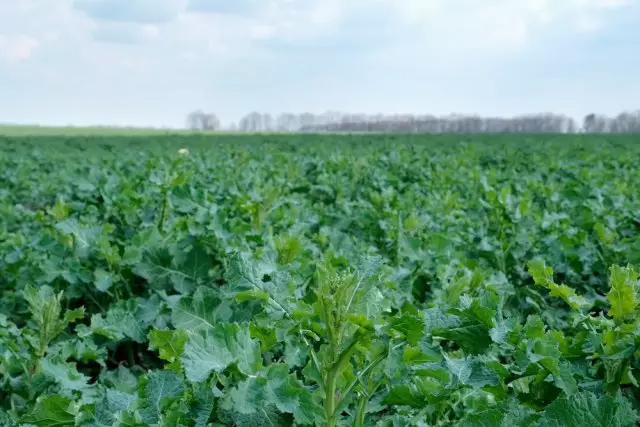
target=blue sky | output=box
[1,0,639,128]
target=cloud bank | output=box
[0,0,638,127]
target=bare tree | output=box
[187,109,640,134]
[583,113,610,133]
[186,110,221,131]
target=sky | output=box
[0,0,639,128]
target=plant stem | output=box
[158,186,169,232]
[354,395,368,427]
[324,370,338,427]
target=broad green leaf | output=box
[100,366,139,394]
[175,243,214,288]
[133,244,212,294]
[40,355,92,392]
[283,332,307,368]
[171,286,232,331]
[534,392,637,427]
[389,311,424,345]
[22,395,78,426]
[55,218,101,258]
[225,251,277,294]
[89,299,146,343]
[553,362,579,395]
[383,384,428,408]
[607,265,638,323]
[115,411,147,427]
[445,356,500,389]
[148,329,189,372]
[94,268,113,293]
[220,364,325,425]
[191,384,215,427]
[92,389,136,427]
[427,307,492,354]
[138,370,185,424]
[216,405,291,427]
[458,409,504,427]
[181,323,261,382]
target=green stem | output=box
[324,371,338,427]
[158,187,169,232]
[118,270,134,299]
[324,334,363,427]
[354,395,368,427]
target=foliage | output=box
[1,134,640,426]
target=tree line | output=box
[186,109,640,133]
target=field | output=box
[1,133,640,426]
[0,125,202,137]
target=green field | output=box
[1,133,640,426]
[0,124,201,136]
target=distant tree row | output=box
[186,110,640,133]
[186,110,221,131]
[583,112,640,133]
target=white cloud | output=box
[384,0,634,52]
[0,34,39,63]
[2,0,633,60]
[0,0,637,127]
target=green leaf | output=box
[171,286,233,331]
[93,389,136,427]
[191,384,215,427]
[528,259,586,310]
[445,356,500,389]
[235,288,270,303]
[458,409,504,427]
[220,364,325,425]
[528,259,554,288]
[55,218,101,258]
[547,283,586,310]
[177,243,213,283]
[427,308,492,355]
[181,323,261,382]
[100,366,139,394]
[283,332,307,368]
[22,395,78,426]
[89,299,146,343]
[23,285,83,356]
[40,355,92,392]
[216,405,291,427]
[115,411,147,427]
[607,265,638,323]
[133,244,212,294]
[389,311,424,345]
[225,252,277,294]
[49,198,71,220]
[148,329,189,371]
[94,268,113,293]
[534,392,637,427]
[383,384,428,408]
[138,370,185,424]
[553,362,579,395]
[595,223,617,245]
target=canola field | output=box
[1,133,640,426]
